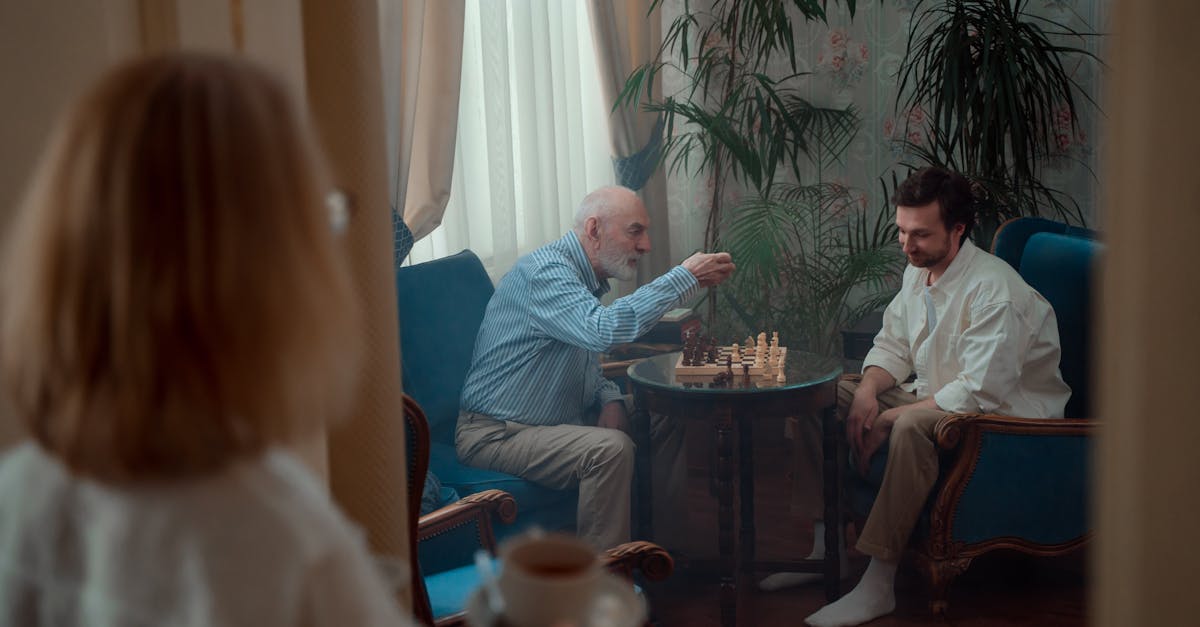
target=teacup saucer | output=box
[465,571,646,627]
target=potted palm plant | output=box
[894,0,1101,243]
[618,0,903,355]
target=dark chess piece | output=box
[682,330,702,366]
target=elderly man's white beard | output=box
[599,246,640,281]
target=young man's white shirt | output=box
[864,239,1071,418]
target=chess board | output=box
[674,346,787,376]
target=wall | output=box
[660,0,1107,262]
[0,0,140,449]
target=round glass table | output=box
[627,351,843,627]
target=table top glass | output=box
[627,350,842,396]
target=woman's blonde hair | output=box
[0,52,362,481]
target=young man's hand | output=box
[856,406,902,476]
[845,384,880,460]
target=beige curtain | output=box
[587,0,673,283]
[300,0,411,585]
[379,0,465,241]
[1094,1,1200,625]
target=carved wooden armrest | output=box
[601,540,674,582]
[933,413,1097,452]
[923,413,1097,562]
[418,489,518,542]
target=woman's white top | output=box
[0,442,412,627]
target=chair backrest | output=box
[991,216,1097,269]
[1010,229,1102,418]
[395,250,495,443]
[401,394,435,626]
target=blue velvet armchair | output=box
[397,250,674,626]
[395,249,577,538]
[403,394,672,626]
[851,217,1100,614]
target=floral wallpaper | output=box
[659,0,1108,264]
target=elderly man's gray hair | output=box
[573,185,639,232]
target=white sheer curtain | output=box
[406,0,615,277]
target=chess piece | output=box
[776,370,786,383]
[682,330,702,366]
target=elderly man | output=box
[770,167,1071,627]
[456,185,735,549]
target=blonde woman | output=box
[0,52,409,626]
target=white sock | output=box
[759,521,848,591]
[804,557,898,627]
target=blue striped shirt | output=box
[460,231,699,425]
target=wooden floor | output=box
[639,416,1088,626]
[646,551,1086,626]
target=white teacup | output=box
[497,533,602,626]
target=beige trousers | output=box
[455,404,685,551]
[792,376,947,561]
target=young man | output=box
[780,167,1071,627]
[456,185,735,550]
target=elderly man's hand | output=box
[597,401,630,434]
[682,252,735,287]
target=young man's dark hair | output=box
[892,167,975,245]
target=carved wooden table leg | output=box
[822,403,842,601]
[738,414,756,571]
[633,392,653,541]
[715,410,736,627]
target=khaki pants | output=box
[455,403,685,551]
[792,376,947,561]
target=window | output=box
[406,0,615,278]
